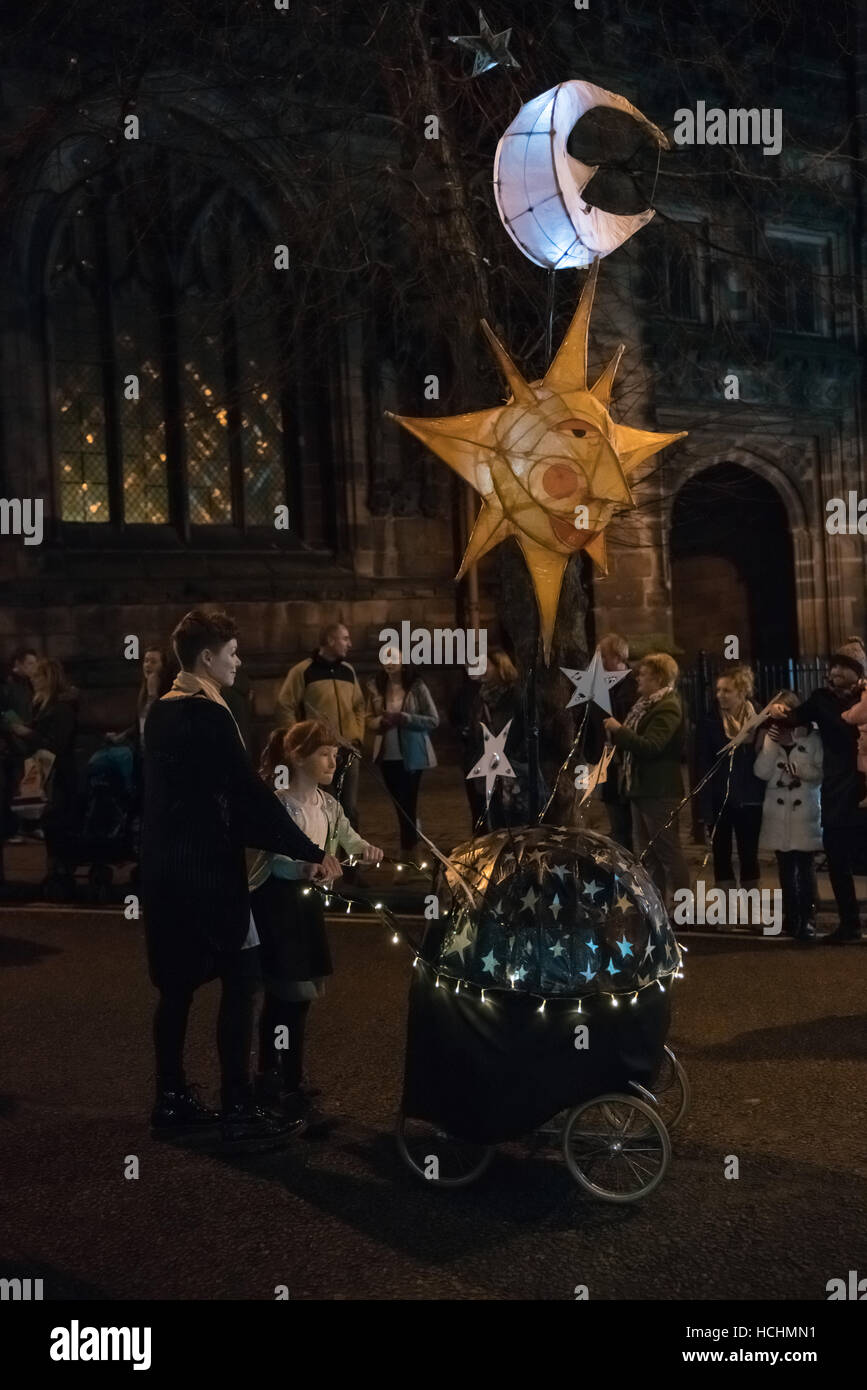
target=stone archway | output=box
[669,461,798,662]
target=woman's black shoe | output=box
[220,1102,304,1149]
[822,925,863,944]
[151,1084,221,1136]
[282,1090,313,1125]
[793,924,817,943]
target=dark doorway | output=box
[670,463,797,663]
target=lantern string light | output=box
[300,874,683,1014]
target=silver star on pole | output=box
[467,720,516,805]
[448,9,521,76]
[562,649,631,717]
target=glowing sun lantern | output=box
[387,261,686,662]
[494,80,669,270]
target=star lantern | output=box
[387,260,687,661]
[466,720,517,805]
[448,10,521,77]
[562,647,630,716]
[434,825,681,997]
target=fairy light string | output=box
[304,867,685,1014]
[307,709,688,1013]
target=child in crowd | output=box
[754,691,823,942]
[249,720,383,1122]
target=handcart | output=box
[396,825,689,1203]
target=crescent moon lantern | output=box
[494,80,669,270]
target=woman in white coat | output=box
[754,691,823,942]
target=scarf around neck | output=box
[620,683,675,795]
[162,670,244,745]
[721,699,756,742]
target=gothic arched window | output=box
[46,149,303,535]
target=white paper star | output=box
[448,923,474,961]
[550,894,563,920]
[520,885,538,912]
[481,949,499,975]
[550,940,565,957]
[562,649,631,717]
[467,721,517,805]
[582,879,604,901]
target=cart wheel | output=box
[653,1045,690,1132]
[396,1110,495,1188]
[88,863,114,904]
[562,1093,671,1203]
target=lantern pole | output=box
[526,270,557,825]
[526,610,542,822]
[545,269,556,360]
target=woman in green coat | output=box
[603,652,691,909]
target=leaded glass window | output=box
[46,152,297,533]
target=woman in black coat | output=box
[696,666,765,889]
[142,691,328,991]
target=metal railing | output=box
[679,652,830,729]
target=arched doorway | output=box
[670,462,797,662]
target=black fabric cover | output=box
[402,961,670,1145]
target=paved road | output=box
[1,908,865,1301]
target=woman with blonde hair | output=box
[696,664,765,890]
[603,652,690,909]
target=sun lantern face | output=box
[386,260,687,661]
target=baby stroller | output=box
[396,826,689,1203]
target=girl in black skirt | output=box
[249,720,383,1119]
